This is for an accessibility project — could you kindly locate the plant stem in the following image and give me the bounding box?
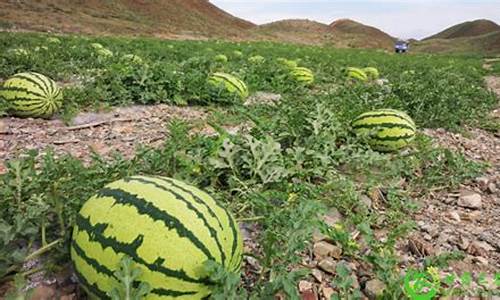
[24,239,62,262]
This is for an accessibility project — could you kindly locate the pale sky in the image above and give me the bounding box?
[211,0,500,39]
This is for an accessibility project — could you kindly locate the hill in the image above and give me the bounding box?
[413,31,500,54]
[252,19,332,45]
[253,18,396,50]
[329,19,396,49]
[424,19,500,40]
[0,0,255,38]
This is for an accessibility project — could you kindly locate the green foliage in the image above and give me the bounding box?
[0,31,497,299]
[108,256,152,300]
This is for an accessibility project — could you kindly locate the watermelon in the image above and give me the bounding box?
[9,48,29,56]
[97,48,114,58]
[71,176,243,299]
[47,37,61,44]
[232,50,243,58]
[91,43,104,49]
[214,54,228,63]
[363,67,380,79]
[208,72,249,99]
[352,109,416,152]
[290,67,314,85]
[346,67,368,82]
[277,58,298,69]
[121,54,143,64]
[0,72,63,118]
[248,55,265,64]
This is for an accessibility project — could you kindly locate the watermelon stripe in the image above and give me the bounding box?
[76,214,207,284]
[212,74,245,95]
[12,74,49,95]
[352,122,415,131]
[151,288,198,297]
[126,177,227,266]
[29,73,52,95]
[153,177,225,231]
[372,134,415,141]
[97,187,217,263]
[72,240,116,278]
[0,86,47,99]
[153,177,240,270]
[73,239,201,298]
[73,268,110,299]
[354,112,415,127]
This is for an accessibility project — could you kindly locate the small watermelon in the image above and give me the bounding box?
[277,58,298,69]
[214,54,228,63]
[363,67,380,80]
[290,67,314,85]
[121,54,143,64]
[248,55,265,64]
[346,67,368,82]
[208,72,249,99]
[0,72,63,118]
[352,109,416,152]
[71,176,243,300]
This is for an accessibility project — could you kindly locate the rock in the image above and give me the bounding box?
[0,120,8,134]
[446,211,461,222]
[298,280,314,292]
[311,269,323,282]
[487,182,497,194]
[458,191,482,209]
[461,210,481,221]
[473,256,489,265]
[364,279,386,300]
[313,241,342,259]
[318,257,337,274]
[475,176,489,188]
[322,208,343,227]
[300,290,317,300]
[360,195,372,209]
[312,229,328,243]
[467,241,492,257]
[321,286,335,299]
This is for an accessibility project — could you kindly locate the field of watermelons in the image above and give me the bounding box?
[0,31,499,299]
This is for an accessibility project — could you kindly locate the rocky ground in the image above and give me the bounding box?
[0,76,498,298]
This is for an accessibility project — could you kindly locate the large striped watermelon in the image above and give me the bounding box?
[71,176,243,299]
[352,109,416,152]
[208,72,249,99]
[363,67,380,80]
[290,67,314,85]
[0,72,63,118]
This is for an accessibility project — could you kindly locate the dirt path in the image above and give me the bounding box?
[0,105,239,173]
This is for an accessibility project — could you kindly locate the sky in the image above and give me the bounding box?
[211,0,500,39]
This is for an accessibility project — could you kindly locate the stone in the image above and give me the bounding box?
[446,211,461,222]
[313,241,342,259]
[458,191,482,209]
[318,257,337,274]
[322,286,335,299]
[360,195,372,209]
[322,208,343,227]
[473,256,489,265]
[487,182,497,194]
[311,269,323,282]
[312,229,328,243]
[298,280,314,292]
[364,279,386,300]
[475,176,489,189]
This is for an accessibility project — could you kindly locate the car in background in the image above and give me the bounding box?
[395,40,409,53]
